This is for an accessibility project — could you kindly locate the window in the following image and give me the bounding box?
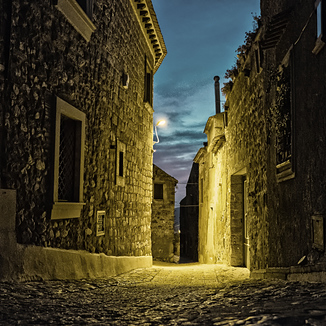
[276,65,292,166]
[313,0,326,54]
[58,115,80,202]
[317,0,323,37]
[199,178,203,204]
[116,139,126,186]
[275,53,295,182]
[118,151,124,177]
[154,183,163,200]
[254,44,263,74]
[55,0,96,42]
[144,57,153,105]
[51,97,86,219]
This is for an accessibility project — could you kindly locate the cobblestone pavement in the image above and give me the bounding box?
[1,262,326,325]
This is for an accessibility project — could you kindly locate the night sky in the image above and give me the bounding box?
[152,0,261,205]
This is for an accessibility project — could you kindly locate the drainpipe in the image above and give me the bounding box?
[0,0,13,188]
[214,76,221,114]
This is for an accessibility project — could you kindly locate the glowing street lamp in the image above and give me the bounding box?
[153,119,166,146]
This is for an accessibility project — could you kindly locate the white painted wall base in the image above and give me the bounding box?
[18,246,152,281]
[0,189,152,281]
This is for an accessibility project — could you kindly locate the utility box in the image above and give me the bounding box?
[0,189,16,233]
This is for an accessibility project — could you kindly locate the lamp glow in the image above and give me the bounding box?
[156,120,166,127]
[153,120,166,148]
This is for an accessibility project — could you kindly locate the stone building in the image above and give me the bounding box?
[0,0,166,280]
[259,0,326,277]
[195,0,326,279]
[152,164,177,262]
[179,162,199,262]
[194,110,229,265]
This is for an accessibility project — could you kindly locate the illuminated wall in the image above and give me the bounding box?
[152,165,177,262]
[195,113,228,264]
[195,0,326,271]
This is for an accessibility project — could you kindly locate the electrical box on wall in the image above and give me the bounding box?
[312,215,324,250]
[96,210,105,236]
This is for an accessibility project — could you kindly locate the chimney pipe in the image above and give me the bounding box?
[214,76,220,114]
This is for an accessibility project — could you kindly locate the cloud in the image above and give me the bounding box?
[152,0,260,205]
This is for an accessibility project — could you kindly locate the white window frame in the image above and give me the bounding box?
[55,0,96,42]
[51,97,86,220]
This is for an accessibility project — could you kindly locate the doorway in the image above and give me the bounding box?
[230,170,249,268]
[243,179,250,269]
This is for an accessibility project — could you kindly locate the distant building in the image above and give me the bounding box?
[194,0,326,279]
[180,162,199,262]
[152,164,178,262]
[0,0,166,280]
[194,113,228,265]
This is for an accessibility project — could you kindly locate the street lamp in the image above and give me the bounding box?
[153,120,166,147]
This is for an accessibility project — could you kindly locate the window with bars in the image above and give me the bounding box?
[51,97,86,220]
[58,115,79,202]
[275,53,295,182]
[275,65,292,166]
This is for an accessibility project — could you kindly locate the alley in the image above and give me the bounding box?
[1,263,326,325]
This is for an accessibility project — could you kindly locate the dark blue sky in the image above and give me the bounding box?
[152,0,260,204]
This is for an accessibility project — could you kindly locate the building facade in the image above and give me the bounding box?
[195,0,326,277]
[152,164,177,262]
[179,162,199,262]
[0,0,166,280]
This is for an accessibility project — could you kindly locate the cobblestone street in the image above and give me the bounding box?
[1,262,326,325]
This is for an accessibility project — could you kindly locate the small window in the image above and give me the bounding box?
[313,0,326,54]
[52,97,86,219]
[118,151,124,177]
[116,140,126,186]
[154,183,163,200]
[317,0,322,37]
[199,178,204,204]
[144,57,153,105]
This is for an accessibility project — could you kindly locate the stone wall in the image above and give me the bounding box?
[265,0,326,267]
[224,55,268,270]
[195,113,229,265]
[223,0,326,270]
[152,165,177,262]
[1,0,164,260]
[187,0,326,273]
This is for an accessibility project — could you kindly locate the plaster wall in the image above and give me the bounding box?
[197,113,229,264]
